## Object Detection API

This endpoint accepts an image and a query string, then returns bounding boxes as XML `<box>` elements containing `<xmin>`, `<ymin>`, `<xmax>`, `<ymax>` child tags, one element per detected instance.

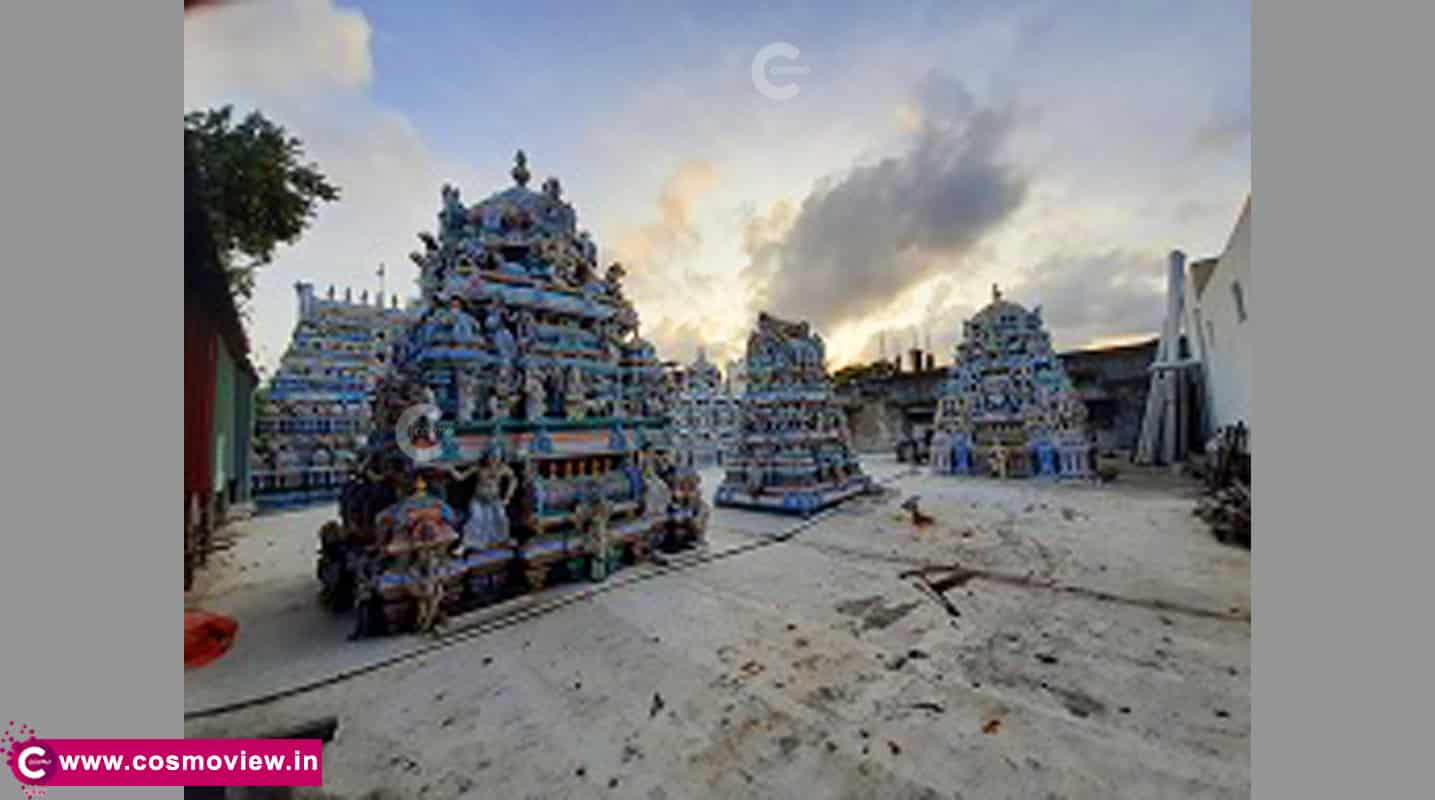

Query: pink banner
<box><xmin>8</xmin><ymin>739</ymin><xmax>324</xmax><ymax>788</ymax></box>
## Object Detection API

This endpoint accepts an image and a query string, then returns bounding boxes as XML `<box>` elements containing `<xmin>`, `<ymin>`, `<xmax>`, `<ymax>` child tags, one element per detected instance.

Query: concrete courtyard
<box><xmin>185</xmin><ymin>455</ymin><xmax>1250</xmax><ymax>799</ymax></box>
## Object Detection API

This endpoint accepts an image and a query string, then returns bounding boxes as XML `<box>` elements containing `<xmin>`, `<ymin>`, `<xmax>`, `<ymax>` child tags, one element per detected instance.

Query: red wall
<box><xmin>185</xmin><ymin>302</ymin><xmax>218</xmax><ymax>513</ymax></box>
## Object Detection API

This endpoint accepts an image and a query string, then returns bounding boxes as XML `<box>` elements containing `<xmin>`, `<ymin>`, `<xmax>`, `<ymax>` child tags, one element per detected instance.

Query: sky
<box><xmin>184</xmin><ymin>0</ymin><xmax>1250</xmax><ymax>376</ymax></box>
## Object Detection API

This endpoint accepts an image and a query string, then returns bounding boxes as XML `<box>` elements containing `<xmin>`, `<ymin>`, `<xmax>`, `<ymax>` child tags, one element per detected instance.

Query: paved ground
<box><xmin>185</xmin><ymin>455</ymin><xmax>1250</xmax><ymax>799</ymax></box>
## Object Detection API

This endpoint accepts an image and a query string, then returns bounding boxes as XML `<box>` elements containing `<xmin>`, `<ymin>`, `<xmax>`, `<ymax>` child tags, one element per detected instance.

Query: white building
<box><xmin>1185</xmin><ymin>195</ymin><xmax>1252</xmax><ymax>450</ymax></box>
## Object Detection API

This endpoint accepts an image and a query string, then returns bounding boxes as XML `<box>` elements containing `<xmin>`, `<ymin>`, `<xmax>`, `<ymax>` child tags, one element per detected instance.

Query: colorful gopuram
<box><xmin>932</xmin><ymin>285</ymin><xmax>1094</xmax><ymax>479</ymax></box>
<box><xmin>715</xmin><ymin>313</ymin><xmax>871</xmax><ymax>516</ymax></box>
<box><xmin>318</xmin><ymin>152</ymin><xmax>708</xmax><ymax>636</ymax></box>
<box><xmin>250</xmin><ymin>283</ymin><xmax>410</xmax><ymax>510</ymax></box>
<box><xmin>670</xmin><ymin>348</ymin><xmax>738</xmax><ymax>467</ymax></box>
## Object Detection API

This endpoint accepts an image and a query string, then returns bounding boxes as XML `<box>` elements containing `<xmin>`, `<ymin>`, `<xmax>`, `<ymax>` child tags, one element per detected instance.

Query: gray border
<box><xmin>0</xmin><ymin>0</ymin><xmax>180</xmax><ymax>797</ymax></box>
<box><xmin>3</xmin><ymin>0</ymin><xmax>1428</xmax><ymax>797</ymax></box>
<box><xmin>1256</xmin><ymin>1</ymin><xmax>1431</xmax><ymax>797</ymax></box>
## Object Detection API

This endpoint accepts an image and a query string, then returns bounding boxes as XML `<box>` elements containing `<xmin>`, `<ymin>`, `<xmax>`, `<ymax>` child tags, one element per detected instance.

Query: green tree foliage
<box><xmin>184</xmin><ymin>105</ymin><xmax>340</xmax><ymax>306</ymax></box>
<box><xmin>832</xmin><ymin>360</ymin><xmax>898</xmax><ymax>388</ymax></box>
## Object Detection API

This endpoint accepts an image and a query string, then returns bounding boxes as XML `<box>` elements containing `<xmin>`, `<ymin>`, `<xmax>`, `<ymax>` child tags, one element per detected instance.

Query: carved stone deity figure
<box><xmin>440</xmin><ymin>184</ymin><xmax>466</xmax><ymax>239</ymax></box>
<box><xmin>490</xmin><ymin>365</ymin><xmax>517</xmax><ymax>420</ymax></box>
<box><xmin>587</xmin><ymin>374</ymin><xmax>612</xmax><ymax>418</ymax></box>
<box><xmin>953</xmin><ymin>435</ymin><xmax>973</xmax><ymax>474</ymax></box>
<box><xmin>564</xmin><ymin>365</ymin><xmax>588</xmax><ymax>421</ymax></box>
<box><xmin>989</xmin><ymin>441</ymin><xmax>1010</xmax><ymax>479</ymax></box>
<box><xmin>523</xmin><ymin>365</ymin><xmax>548</xmax><ymax>421</ymax></box>
<box><xmin>485</xmin><ymin>302</ymin><xmax>517</xmax><ymax>359</ymax></box>
<box><xmin>641</xmin><ymin>451</ymin><xmax>673</xmax><ymax>520</ymax></box>
<box><xmin>454</xmin><ymin>367</ymin><xmax>479</xmax><ymax>424</ymax></box>
<box><xmin>583</xmin><ymin>487</ymin><xmax>612</xmax><ymax>582</ymax></box>
<box><xmin>931</xmin><ymin>428</ymin><xmax>954</xmax><ymax>474</ymax></box>
<box><xmin>450</xmin><ymin>451</ymin><xmax>517</xmax><ymax>551</ymax></box>
<box><xmin>514</xmin><ymin>309</ymin><xmax>538</xmax><ymax>353</ymax></box>
<box><xmin>448</xmin><ymin>297</ymin><xmax>481</xmax><ymax>344</ymax></box>
<box><xmin>407</xmin><ymin>544</ymin><xmax>449</xmax><ymax>634</ymax></box>
<box><xmin>604</xmin><ymin>262</ymin><xmax>627</xmax><ymax>299</ymax></box>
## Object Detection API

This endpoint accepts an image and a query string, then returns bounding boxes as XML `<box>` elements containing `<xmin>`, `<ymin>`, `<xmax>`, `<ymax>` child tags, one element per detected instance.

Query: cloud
<box><xmin>644</xmin><ymin>318</ymin><xmax>713</xmax><ymax>366</ymax></box>
<box><xmin>599</xmin><ymin>160</ymin><xmax>750</xmax><ymax>364</ymax></box>
<box><xmin>184</xmin><ymin>0</ymin><xmax>474</xmax><ymax>373</ymax></box>
<box><xmin>740</xmin><ymin>72</ymin><xmax>1028</xmax><ymax>335</ymax></box>
<box><xmin>609</xmin><ymin>160</ymin><xmax>719</xmax><ymax>284</ymax></box>
<box><xmin>184</xmin><ymin>0</ymin><xmax>372</xmax><ymax>99</ymax></box>
<box><xmin>1013</xmin><ymin>249</ymin><xmax>1167</xmax><ymax>349</ymax></box>
<box><xmin>1192</xmin><ymin>80</ymin><xmax>1251</xmax><ymax>153</ymax></box>
<box><xmin>847</xmin><ymin>248</ymin><xmax>1166</xmax><ymax>367</ymax></box>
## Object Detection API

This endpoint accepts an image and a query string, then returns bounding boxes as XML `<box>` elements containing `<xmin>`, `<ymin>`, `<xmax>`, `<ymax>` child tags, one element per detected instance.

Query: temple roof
<box><xmin>969</xmin><ymin>283</ymin><xmax>1032</xmax><ymax>324</ymax></box>
<box><xmin>461</xmin><ymin>150</ymin><xmax>577</xmax><ymax>237</ymax></box>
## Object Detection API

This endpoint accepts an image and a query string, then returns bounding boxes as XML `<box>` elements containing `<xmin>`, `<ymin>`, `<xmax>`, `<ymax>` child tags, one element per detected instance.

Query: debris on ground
<box><xmin>1195</xmin><ymin>481</ymin><xmax>1250</xmax><ymax>548</ymax></box>
<box><xmin>184</xmin><ymin>609</ymin><xmax>239</xmax><ymax>669</ymax></box>
<box><xmin>899</xmin><ymin>495</ymin><xmax>935</xmax><ymax>527</ymax></box>
<box><xmin>649</xmin><ymin>692</ymin><xmax>666</xmax><ymax>719</ymax></box>
<box><xmin>982</xmin><ymin>719</ymin><xmax>1003</xmax><ymax>735</ymax></box>
<box><xmin>1194</xmin><ymin>424</ymin><xmax>1251</xmax><ymax>547</ymax></box>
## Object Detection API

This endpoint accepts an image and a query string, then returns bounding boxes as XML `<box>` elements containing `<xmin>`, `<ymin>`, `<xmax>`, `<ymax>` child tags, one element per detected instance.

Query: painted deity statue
<box><xmin>524</xmin><ymin>365</ymin><xmax>548</xmax><ymax>421</ymax></box>
<box><xmin>485</xmin><ymin>302</ymin><xmax>517</xmax><ymax>359</ymax></box>
<box><xmin>514</xmin><ymin>310</ymin><xmax>538</xmax><ymax>353</ymax></box>
<box><xmin>604</xmin><ymin>262</ymin><xmax>627</xmax><ymax>301</ymax></box>
<box><xmin>931</xmin><ymin>428</ymin><xmax>953</xmax><ymax>474</ymax></box>
<box><xmin>642</xmin><ymin>451</ymin><xmax>672</xmax><ymax>520</ymax></box>
<box><xmin>564</xmin><ymin>365</ymin><xmax>588</xmax><ymax>421</ymax></box>
<box><xmin>449</xmin><ymin>452</ymin><xmax>517</xmax><ymax>552</ymax></box>
<box><xmin>574</xmin><ymin>484</ymin><xmax>613</xmax><ymax>582</ymax></box>
<box><xmin>447</xmin><ymin>297</ymin><xmax>481</xmax><ymax>344</ymax></box>
<box><xmin>490</xmin><ymin>364</ymin><xmax>517</xmax><ymax>420</ymax></box>
<box><xmin>439</xmin><ymin>184</ymin><xmax>466</xmax><ymax>239</ymax></box>
<box><xmin>989</xmin><ymin>441</ymin><xmax>1010</xmax><ymax>479</ymax></box>
<box><xmin>454</xmin><ymin>367</ymin><xmax>479</xmax><ymax>424</ymax></box>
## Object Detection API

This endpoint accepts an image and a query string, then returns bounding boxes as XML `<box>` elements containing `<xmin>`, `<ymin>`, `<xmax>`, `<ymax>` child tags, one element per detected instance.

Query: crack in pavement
<box><xmin>897</xmin><ymin>563</ymin><xmax>1249</xmax><ymax>623</ymax></box>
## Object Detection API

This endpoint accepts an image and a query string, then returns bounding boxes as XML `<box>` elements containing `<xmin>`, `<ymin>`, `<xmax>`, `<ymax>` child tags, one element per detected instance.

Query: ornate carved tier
<box><xmin>933</xmin><ymin>286</ymin><xmax>1094</xmax><ymax>479</ymax></box>
<box><xmin>715</xmin><ymin>313</ymin><xmax>872</xmax><ymax>516</ymax></box>
<box><xmin>251</xmin><ymin>283</ymin><xmax>413</xmax><ymax>510</ymax></box>
<box><xmin>318</xmin><ymin>153</ymin><xmax>708</xmax><ymax>637</ymax></box>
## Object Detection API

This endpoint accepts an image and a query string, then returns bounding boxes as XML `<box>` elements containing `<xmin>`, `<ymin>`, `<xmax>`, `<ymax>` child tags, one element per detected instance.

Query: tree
<box><xmin>184</xmin><ymin>106</ymin><xmax>340</xmax><ymax>307</ymax></box>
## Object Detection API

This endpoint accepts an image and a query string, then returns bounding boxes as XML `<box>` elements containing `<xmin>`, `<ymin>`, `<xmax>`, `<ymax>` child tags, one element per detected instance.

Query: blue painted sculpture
<box><xmin>250</xmin><ymin>284</ymin><xmax>411</xmax><ymax>510</ymax></box>
<box><xmin>715</xmin><ymin>313</ymin><xmax>872</xmax><ymax>516</ymax></box>
<box><xmin>318</xmin><ymin>152</ymin><xmax>708</xmax><ymax>636</ymax></box>
<box><xmin>933</xmin><ymin>285</ymin><xmax>1093</xmax><ymax>479</ymax></box>
<box><xmin>671</xmin><ymin>348</ymin><xmax>739</xmax><ymax>468</ymax></box>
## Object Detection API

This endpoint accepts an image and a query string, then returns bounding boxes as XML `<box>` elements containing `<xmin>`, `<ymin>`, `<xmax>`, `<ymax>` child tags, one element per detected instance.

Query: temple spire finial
<box><xmin>511</xmin><ymin>150</ymin><xmax>530</xmax><ymax>187</ymax></box>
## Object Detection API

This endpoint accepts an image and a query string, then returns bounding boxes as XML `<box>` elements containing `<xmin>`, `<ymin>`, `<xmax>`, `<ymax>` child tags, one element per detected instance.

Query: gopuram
<box><xmin>250</xmin><ymin>283</ymin><xmax>410</xmax><ymax>510</ymax></box>
<box><xmin>715</xmin><ymin>313</ymin><xmax>871</xmax><ymax>516</ymax></box>
<box><xmin>932</xmin><ymin>285</ymin><xmax>1094</xmax><ymax>479</ymax></box>
<box><xmin>317</xmin><ymin>152</ymin><xmax>709</xmax><ymax>637</ymax></box>
<box><xmin>670</xmin><ymin>348</ymin><xmax>738</xmax><ymax>467</ymax></box>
